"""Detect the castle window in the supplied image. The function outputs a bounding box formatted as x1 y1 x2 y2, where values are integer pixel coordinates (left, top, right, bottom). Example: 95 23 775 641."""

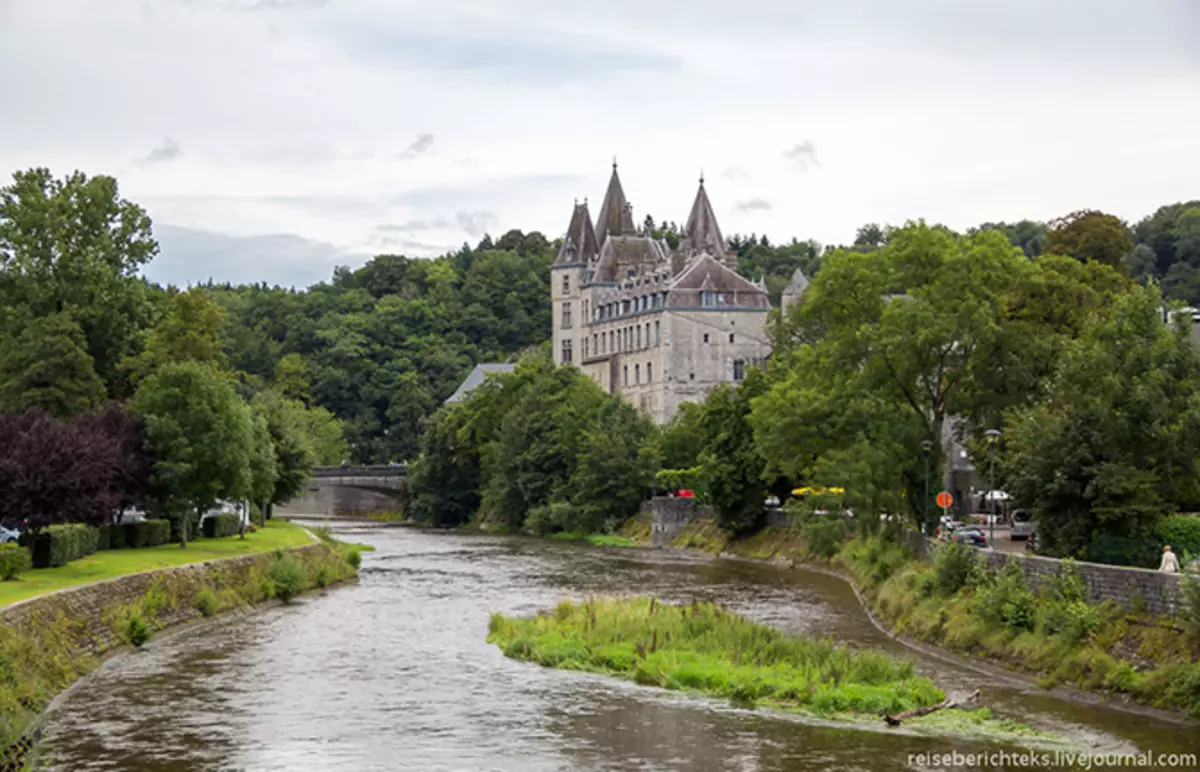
703 333 709 343
729 333 735 343
599 333 605 355
635 364 640 385
582 300 589 322
689 373 695 381
647 363 653 383
584 338 590 358
623 365 629 386
563 275 570 294
562 340 573 364
734 359 746 381
645 323 650 347
561 302 572 329
636 326 642 348
654 321 660 345
627 267 636 280
609 331 615 352
702 290 717 307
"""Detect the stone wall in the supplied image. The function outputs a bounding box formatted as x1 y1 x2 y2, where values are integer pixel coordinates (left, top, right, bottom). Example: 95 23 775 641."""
648 497 710 547
899 529 1185 616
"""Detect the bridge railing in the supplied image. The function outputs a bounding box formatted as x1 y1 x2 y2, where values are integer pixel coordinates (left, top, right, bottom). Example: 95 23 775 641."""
312 465 407 478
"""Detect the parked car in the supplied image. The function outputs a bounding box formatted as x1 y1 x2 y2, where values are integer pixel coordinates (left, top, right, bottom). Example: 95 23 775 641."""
0 524 20 544
950 526 988 548
937 521 966 541
1011 509 1034 541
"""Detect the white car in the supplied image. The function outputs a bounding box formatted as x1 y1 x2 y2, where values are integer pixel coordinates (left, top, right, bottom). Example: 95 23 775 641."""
0 525 20 544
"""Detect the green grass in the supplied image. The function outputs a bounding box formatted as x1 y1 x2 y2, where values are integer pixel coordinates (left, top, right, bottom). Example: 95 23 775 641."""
0 520 312 608
548 532 638 548
489 596 1057 744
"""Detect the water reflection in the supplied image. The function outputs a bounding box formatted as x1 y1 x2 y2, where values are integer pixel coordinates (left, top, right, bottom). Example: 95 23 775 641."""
37 525 1199 771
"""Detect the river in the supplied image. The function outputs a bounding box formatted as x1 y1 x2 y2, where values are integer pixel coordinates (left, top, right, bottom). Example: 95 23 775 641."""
35 523 1200 771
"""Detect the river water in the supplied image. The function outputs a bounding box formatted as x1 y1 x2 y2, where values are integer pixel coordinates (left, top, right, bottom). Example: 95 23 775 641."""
36 523 1200 771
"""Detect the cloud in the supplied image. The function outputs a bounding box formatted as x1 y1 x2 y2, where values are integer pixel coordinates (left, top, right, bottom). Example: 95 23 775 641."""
782 140 819 171
736 198 772 211
141 137 182 165
147 224 367 288
455 210 498 238
399 133 435 160
721 167 749 180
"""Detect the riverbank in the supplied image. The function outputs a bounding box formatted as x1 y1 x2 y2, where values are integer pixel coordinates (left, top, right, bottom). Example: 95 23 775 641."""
0 520 314 608
0 527 361 766
615 514 1200 722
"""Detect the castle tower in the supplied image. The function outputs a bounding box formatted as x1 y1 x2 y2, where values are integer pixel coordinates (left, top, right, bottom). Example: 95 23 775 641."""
679 175 736 271
781 267 810 313
551 200 599 367
594 161 638 246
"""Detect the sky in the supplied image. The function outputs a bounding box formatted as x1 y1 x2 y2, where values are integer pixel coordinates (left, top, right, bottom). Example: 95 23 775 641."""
2 0 1199 288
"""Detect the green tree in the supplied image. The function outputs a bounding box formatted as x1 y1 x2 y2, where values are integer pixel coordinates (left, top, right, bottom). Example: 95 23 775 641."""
1044 210 1133 270
246 408 278 532
124 287 228 383
0 168 159 394
567 400 658 532
698 371 773 536
131 361 255 547
659 401 705 471
1004 286 1200 560
252 389 318 521
0 313 105 418
273 352 312 403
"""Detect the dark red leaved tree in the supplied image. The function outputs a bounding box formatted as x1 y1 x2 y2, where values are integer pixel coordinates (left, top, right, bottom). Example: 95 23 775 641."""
0 408 123 545
76 404 154 523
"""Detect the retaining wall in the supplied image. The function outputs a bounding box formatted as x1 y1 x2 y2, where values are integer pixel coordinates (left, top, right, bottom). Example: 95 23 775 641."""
900 529 1185 616
648 498 709 546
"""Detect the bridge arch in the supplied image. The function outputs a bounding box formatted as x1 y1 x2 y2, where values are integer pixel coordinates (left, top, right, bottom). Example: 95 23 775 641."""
277 466 407 517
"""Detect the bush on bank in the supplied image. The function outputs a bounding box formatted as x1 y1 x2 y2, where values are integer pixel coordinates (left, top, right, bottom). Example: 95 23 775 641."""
841 535 1200 718
0 544 31 581
0 539 359 754
28 524 99 568
202 513 241 539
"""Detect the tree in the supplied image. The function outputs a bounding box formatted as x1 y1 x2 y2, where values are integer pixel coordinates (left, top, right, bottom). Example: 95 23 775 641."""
246 407 279 531
698 371 774 536
77 404 153 523
0 168 159 393
659 401 705 471
124 287 229 384
854 223 888 249
0 408 123 546
567 400 658 532
252 389 316 521
0 312 105 418
1004 286 1200 560
273 352 311 403
131 361 255 547
1044 210 1133 270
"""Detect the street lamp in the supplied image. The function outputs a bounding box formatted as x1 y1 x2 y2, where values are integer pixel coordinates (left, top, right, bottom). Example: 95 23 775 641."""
985 429 1002 545
921 439 933 535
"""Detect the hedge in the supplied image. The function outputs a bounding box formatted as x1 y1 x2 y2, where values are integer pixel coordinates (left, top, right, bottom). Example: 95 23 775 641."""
29 524 99 568
1158 515 1200 562
98 524 127 551
127 519 171 549
165 513 200 544
202 513 241 539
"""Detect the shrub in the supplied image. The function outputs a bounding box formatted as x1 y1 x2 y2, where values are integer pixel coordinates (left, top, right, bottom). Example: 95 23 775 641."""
314 565 331 589
972 561 1036 632
202 513 241 539
29 524 100 568
933 540 980 595
801 515 848 559
0 543 31 581
126 519 171 548
1158 515 1200 565
1181 572 1200 639
1084 534 1160 569
98 524 127 551
1042 600 1103 645
268 554 308 603
1048 559 1089 604
164 512 200 544
196 587 218 618
123 614 151 647
346 548 362 570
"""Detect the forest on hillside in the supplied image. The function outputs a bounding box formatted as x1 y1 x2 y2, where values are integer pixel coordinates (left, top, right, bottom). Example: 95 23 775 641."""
3 167 1200 467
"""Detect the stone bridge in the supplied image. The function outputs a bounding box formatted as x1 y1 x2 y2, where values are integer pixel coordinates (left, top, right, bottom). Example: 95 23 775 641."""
277 466 407 517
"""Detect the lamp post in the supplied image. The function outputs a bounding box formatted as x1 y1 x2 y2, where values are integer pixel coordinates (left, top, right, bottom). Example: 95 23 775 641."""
921 439 933 535
985 429 1001 545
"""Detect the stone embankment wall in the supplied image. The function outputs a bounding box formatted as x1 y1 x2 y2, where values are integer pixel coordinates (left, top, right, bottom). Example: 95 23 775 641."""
648 498 709 546
900 529 1184 616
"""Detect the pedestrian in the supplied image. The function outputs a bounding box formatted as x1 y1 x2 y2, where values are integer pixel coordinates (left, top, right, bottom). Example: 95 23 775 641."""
1159 545 1181 573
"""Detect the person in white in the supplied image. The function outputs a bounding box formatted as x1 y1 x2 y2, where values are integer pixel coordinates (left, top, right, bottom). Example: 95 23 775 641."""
1159 545 1181 573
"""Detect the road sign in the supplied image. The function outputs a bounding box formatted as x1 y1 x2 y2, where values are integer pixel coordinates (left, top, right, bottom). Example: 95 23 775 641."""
936 491 953 509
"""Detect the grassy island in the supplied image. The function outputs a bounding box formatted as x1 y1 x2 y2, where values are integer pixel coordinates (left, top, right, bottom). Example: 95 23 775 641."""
488 596 1055 745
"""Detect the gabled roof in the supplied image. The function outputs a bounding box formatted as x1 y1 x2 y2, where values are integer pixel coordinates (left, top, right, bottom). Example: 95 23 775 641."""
594 162 637 245
445 364 516 404
668 252 763 294
680 178 728 258
592 234 670 283
783 267 810 296
553 201 599 267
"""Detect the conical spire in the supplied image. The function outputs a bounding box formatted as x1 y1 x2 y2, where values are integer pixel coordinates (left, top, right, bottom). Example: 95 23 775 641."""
683 176 728 262
554 200 599 266
595 160 637 245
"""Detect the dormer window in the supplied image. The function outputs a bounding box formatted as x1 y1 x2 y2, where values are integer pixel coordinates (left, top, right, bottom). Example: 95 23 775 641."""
702 290 717 307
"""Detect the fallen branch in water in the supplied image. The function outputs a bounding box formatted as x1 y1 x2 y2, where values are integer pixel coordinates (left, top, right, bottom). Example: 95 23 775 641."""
884 689 982 726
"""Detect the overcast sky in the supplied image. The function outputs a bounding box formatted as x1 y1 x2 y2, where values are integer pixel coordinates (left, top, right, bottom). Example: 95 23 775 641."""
2 0 1198 288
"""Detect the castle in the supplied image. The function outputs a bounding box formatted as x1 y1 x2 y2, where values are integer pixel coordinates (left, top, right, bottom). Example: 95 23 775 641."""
551 163 773 424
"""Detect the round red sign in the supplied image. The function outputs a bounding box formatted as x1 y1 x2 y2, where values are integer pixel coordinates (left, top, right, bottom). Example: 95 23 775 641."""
936 492 953 509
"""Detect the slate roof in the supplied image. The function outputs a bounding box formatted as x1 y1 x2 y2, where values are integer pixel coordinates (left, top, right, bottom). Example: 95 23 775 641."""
594 163 638 245
444 363 517 404
592 234 671 282
553 201 599 267
783 267 810 297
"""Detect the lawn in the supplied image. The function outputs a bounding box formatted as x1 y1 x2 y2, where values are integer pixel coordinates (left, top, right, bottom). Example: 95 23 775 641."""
0 519 313 608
